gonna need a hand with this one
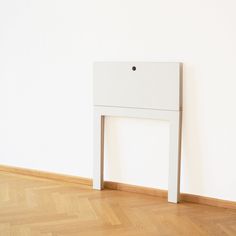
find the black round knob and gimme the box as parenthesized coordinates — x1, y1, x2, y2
(132, 66, 136, 71)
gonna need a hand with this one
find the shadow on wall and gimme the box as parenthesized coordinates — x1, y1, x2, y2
(104, 117, 123, 181)
(103, 114, 170, 189)
(181, 64, 204, 195)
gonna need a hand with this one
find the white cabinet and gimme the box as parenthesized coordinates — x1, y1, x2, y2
(93, 62, 182, 203)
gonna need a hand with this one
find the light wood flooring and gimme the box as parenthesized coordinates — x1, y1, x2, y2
(0, 171, 236, 236)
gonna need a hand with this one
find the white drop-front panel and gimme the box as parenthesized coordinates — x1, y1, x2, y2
(94, 62, 181, 111)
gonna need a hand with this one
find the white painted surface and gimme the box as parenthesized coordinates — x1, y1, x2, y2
(94, 62, 181, 111)
(0, 0, 236, 202)
(93, 62, 182, 202)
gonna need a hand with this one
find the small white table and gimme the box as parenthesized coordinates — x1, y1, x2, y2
(93, 62, 182, 203)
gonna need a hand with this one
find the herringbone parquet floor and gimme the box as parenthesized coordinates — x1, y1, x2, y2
(0, 172, 236, 236)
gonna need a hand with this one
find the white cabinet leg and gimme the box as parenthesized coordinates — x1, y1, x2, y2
(168, 112, 182, 203)
(93, 110, 105, 190)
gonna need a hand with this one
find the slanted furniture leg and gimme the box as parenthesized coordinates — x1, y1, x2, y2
(93, 109, 104, 190)
(168, 112, 182, 203)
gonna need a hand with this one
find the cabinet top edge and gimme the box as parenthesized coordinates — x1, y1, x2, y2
(94, 61, 182, 65)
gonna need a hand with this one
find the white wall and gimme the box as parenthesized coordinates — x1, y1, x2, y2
(0, 0, 236, 201)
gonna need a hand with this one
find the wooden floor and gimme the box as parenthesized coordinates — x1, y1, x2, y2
(0, 172, 236, 236)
